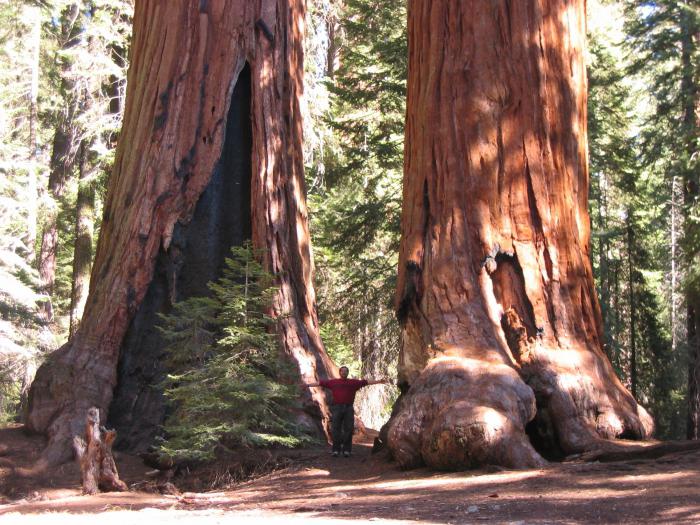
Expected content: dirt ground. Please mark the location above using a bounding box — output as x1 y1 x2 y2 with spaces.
1 424 700 524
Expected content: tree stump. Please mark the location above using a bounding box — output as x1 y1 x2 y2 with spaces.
72 407 127 494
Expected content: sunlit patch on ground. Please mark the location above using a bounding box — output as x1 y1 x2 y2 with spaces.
2 426 700 524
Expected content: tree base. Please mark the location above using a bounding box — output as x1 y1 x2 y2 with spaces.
384 357 545 470
383 348 654 470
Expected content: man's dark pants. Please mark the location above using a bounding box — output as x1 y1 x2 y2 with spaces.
330 403 354 453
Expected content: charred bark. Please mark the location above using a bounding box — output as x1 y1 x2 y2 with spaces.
384 0 653 470
27 0 335 464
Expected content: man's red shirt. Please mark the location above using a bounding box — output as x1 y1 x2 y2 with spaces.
319 378 368 404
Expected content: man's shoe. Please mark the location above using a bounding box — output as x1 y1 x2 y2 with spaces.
343 451 350 457
332 451 339 457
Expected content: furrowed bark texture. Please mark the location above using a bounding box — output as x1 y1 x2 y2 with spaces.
386 0 653 470
27 0 335 463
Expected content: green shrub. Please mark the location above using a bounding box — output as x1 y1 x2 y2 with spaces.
157 243 310 461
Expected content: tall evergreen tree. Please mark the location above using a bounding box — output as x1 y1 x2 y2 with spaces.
308 0 406 426
624 0 700 438
588 5 682 438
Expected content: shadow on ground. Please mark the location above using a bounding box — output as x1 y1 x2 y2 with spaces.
2 425 700 524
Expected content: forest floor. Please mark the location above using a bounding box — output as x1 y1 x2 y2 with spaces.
1 424 700 524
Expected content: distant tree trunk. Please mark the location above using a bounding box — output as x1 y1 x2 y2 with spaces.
28 0 335 464
670 175 682 353
385 0 653 470
626 213 637 399
681 11 700 440
688 305 700 439
24 5 41 262
38 126 73 321
325 10 340 79
69 143 95 338
38 3 82 321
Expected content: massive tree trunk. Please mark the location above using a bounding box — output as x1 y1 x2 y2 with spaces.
384 0 653 470
27 0 335 464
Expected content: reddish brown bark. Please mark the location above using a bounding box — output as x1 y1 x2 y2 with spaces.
27 0 335 464
385 0 653 469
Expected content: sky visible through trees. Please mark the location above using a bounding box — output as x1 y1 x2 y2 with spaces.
0 0 698 446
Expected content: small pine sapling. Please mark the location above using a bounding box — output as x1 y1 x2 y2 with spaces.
157 242 309 461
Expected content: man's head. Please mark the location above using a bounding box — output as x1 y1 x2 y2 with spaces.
339 366 349 379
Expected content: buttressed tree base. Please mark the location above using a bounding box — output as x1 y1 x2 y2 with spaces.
27 0 335 464
384 0 653 469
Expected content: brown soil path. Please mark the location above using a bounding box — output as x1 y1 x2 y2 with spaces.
1 425 699 524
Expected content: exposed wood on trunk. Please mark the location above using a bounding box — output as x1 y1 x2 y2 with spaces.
384 0 653 470
28 0 335 464
72 407 127 494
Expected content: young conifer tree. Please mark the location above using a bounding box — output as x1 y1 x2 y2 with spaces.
158 244 308 461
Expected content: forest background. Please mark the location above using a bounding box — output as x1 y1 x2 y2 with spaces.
0 0 698 441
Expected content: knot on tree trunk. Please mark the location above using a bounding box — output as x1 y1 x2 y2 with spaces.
73 407 127 495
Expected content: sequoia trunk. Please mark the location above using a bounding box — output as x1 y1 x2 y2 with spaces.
27 0 335 463
385 0 653 469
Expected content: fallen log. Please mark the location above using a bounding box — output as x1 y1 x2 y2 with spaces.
72 407 127 494
570 440 700 463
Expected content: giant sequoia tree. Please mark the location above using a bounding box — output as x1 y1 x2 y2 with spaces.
384 0 654 469
27 0 335 464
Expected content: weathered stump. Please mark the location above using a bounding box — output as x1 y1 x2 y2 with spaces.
72 407 127 494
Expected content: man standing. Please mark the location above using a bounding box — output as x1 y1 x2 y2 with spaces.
305 366 388 457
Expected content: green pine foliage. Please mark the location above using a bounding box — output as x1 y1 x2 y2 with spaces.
0 175 55 423
157 244 310 461
588 1 687 438
0 0 132 425
622 0 699 436
306 0 406 422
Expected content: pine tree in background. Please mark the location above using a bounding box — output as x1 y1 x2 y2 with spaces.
158 245 309 461
0 0 131 423
39 0 132 331
0 0 58 421
623 0 700 438
305 0 406 428
588 1 685 438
